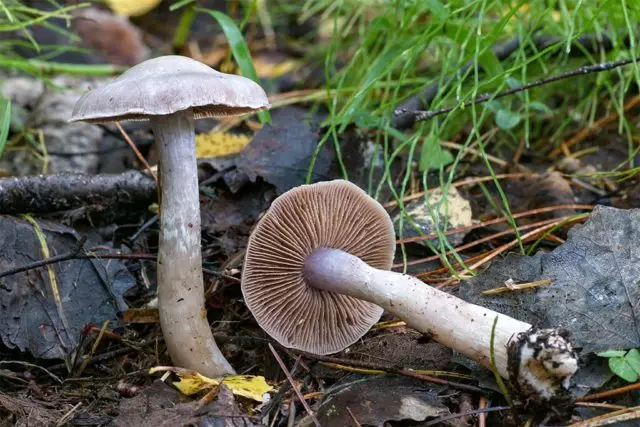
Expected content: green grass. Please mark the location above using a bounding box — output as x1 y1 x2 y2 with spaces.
283 0 640 275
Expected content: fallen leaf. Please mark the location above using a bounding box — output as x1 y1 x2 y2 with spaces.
149 366 273 402
300 375 449 427
0 216 131 360
235 109 332 194
395 185 472 247
196 131 251 159
460 205 640 391
114 380 261 427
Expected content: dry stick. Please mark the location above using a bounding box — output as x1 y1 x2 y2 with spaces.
436 215 588 288
268 343 321 427
576 382 640 402
392 32 623 129
392 215 573 269
549 93 640 157
396 56 640 125
115 122 158 182
346 407 362 427
299 353 485 394
0 249 240 283
568 405 640 427
424 406 513 427
394 203 592 245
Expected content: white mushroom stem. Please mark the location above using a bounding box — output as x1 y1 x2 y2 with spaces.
151 109 234 378
304 248 577 390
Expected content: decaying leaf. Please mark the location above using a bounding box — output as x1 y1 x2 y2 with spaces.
149 366 273 402
114 380 261 427
460 205 640 390
235 111 332 194
0 216 131 360
300 375 448 427
395 185 472 247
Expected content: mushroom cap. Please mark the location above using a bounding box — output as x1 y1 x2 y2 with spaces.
242 180 396 355
69 55 270 123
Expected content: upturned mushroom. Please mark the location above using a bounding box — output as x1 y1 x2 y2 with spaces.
71 55 270 377
242 180 579 401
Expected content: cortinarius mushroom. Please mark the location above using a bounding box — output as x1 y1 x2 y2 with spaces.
71 55 269 377
242 180 578 401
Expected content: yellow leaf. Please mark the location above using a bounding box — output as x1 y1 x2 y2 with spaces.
105 0 162 17
149 366 273 402
195 131 250 158
222 375 273 402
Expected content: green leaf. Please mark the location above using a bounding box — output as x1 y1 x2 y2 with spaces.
419 134 454 172
625 349 640 374
609 357 639 382
478 49 503 77
0 98 11 160
597 350 628 358
529 101 552 114
495 109 521 130
423 0 448 20
170 0 194 11
196 8 270 124
354 110 381 129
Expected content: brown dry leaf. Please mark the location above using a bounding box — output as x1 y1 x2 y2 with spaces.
72 8 150 65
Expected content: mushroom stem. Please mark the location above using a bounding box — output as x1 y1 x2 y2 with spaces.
305 248 554 379
152 110 234 377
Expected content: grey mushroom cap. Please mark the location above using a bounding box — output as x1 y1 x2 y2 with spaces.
69 55 270 123
241 180 396 355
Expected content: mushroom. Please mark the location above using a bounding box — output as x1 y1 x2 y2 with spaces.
71 55 270 378
242 180 578 401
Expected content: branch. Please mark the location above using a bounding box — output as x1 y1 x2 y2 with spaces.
394 56 640 125
391 32 625 129
0 171 156 215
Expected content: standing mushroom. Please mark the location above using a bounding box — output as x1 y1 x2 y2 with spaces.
242 180 579 402
71 55 270 378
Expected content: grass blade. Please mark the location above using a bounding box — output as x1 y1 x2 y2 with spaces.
196 7 270 124
0 97 10 160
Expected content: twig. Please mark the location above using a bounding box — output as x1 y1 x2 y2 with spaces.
568 405 640 427
298 352 485 394
394 213 586 270
116 122 157 182
576 382 640 402
0 249 240 284
396 56 640 125
424 405 513 426
268 343 321 427
346 407 362 427
0 171 156 215
549 93 640 157
395 203 592 245
481 278 554 295
392 32 622 129
0 361 62 383
0 236 87 280
435 214 589 288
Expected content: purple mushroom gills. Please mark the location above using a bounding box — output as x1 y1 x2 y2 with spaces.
242 180 579 402
70 55 270 378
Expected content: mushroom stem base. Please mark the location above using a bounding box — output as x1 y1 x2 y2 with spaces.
304 248 576 390
152 110 234 378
